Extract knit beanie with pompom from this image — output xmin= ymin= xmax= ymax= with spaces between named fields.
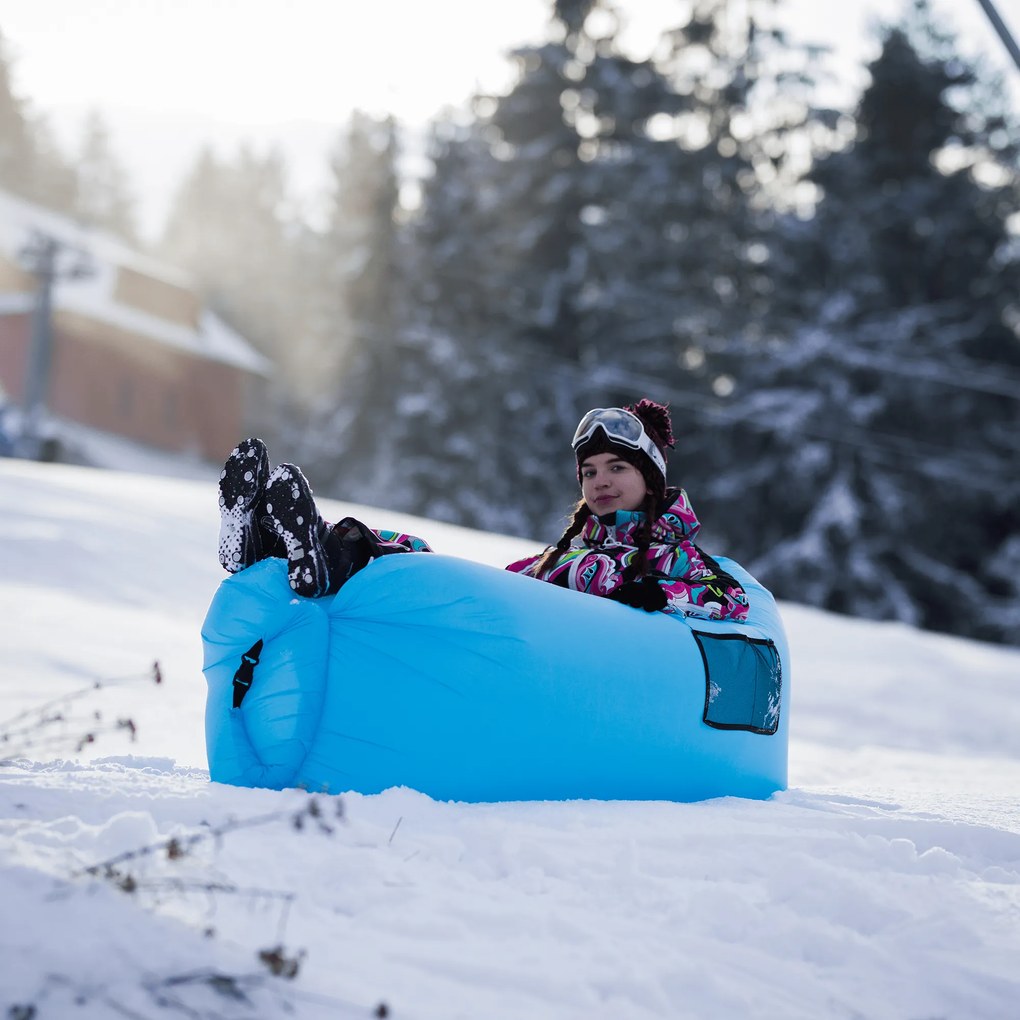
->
xmin=574 ymin=399 xmax=676 ymax=503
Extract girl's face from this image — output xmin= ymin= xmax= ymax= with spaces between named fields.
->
xmin=580 ymin=453 xmax=650 ymax=516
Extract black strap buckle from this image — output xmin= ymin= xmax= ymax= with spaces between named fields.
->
xmin=231 ymin=639 xmax=264 ymax=709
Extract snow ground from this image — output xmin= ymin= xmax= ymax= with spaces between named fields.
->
xmin=1 ymin=454 xmax=1019 ymax=1019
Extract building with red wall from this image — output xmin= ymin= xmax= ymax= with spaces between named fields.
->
xmin=0 ymin=188 xmax=271 ymax=462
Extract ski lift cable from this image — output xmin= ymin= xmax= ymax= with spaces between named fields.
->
xmin=975 ymin=0 xmax=1020 ymax=74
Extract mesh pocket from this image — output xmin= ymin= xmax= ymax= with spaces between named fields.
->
xmin=693 ymin=632 xmax=782 ymax=735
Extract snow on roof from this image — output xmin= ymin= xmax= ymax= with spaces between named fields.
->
xmin=0 ymin=187 xmax=272 ymax=377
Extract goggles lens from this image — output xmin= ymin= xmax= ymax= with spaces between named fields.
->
xmin=571 ymin=407 xmax=667 ymax=478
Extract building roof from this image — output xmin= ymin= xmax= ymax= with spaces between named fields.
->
xmin=0 ymin=187 xmax=272 ymax=377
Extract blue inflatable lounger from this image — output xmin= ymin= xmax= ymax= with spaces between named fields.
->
xmin=202 ymin=554 xmax=789 ymax=802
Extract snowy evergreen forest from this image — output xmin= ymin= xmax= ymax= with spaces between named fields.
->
xmin=1 ymin=0 xmax=1018 ymax=645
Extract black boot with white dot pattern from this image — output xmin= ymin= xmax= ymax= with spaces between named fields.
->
xmin=263 ymin=463 xmax=335 ymax=598
xmin=217 ymin=438 xmax=271 ymax=573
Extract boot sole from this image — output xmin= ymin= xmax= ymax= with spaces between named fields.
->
xmin=264 ymin=464 xmax=331 ymax=597
xmin=218 ymin=438 xmax=270 ymax=572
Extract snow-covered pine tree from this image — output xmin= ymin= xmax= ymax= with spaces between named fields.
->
xmin=0 ymin=31 xmax=77 ymax=214
xmin=348 ymin=0 xmax=608 ymax=536
xmin=345 ymin=0 xmax=806 ymax=540
xmin=298 ymin=112 xmax=408 ymax=492
xmin=157 ymin=144 xmax=302 ymax=424
xmin=72 ymin=111 xmax=139 ymax=244
xmin=724 ymin=0 xmax=1020 ymax=644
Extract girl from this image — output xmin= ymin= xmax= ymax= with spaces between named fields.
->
xmin=506 ymin=399 xmax=748 ymax=621
xmin=217 ymin=399 xmax=748 ymax=621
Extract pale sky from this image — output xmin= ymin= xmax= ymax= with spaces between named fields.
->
xmin=2 ymin=0 xmax=551 ymax=126
xmin=3 ymin=0 xmax=1018 ymax=238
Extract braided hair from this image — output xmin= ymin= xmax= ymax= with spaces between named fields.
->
xmin=626 ymin=490 xmax=659 ymax=581
xmin=534 ymin=497 xmax=592 ymax=578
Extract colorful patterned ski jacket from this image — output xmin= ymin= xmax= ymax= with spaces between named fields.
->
xmin=505 ymin=487 xmax=749 ymax=621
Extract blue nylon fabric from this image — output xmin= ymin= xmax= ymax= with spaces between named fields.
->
xmin=202 ymin=553 xmax=789 ymax=802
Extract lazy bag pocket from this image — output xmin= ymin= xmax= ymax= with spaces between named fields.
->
xmin=693 ymin=632 xmax=782 ymax=735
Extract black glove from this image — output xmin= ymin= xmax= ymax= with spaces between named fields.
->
xmin=609 ymin=577 xmax=668 ymax=613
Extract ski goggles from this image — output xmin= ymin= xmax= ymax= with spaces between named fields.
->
xmin=571 ymin=407 xmax=666 ymax=478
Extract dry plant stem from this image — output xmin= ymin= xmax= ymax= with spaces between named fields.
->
xmin=0 ymin=662 xmax=161 ymax=730
xmin=78 ymin=797 xmax=342 ymax=880
xmin=0 ymin=662 xmax=161 ymax=760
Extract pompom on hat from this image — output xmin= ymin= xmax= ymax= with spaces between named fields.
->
xmin=573 ymin=399 xmax=676 ymax=500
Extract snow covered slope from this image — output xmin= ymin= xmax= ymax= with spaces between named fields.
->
xmin=1 ymin=457 xmax=1018 ymax=1019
